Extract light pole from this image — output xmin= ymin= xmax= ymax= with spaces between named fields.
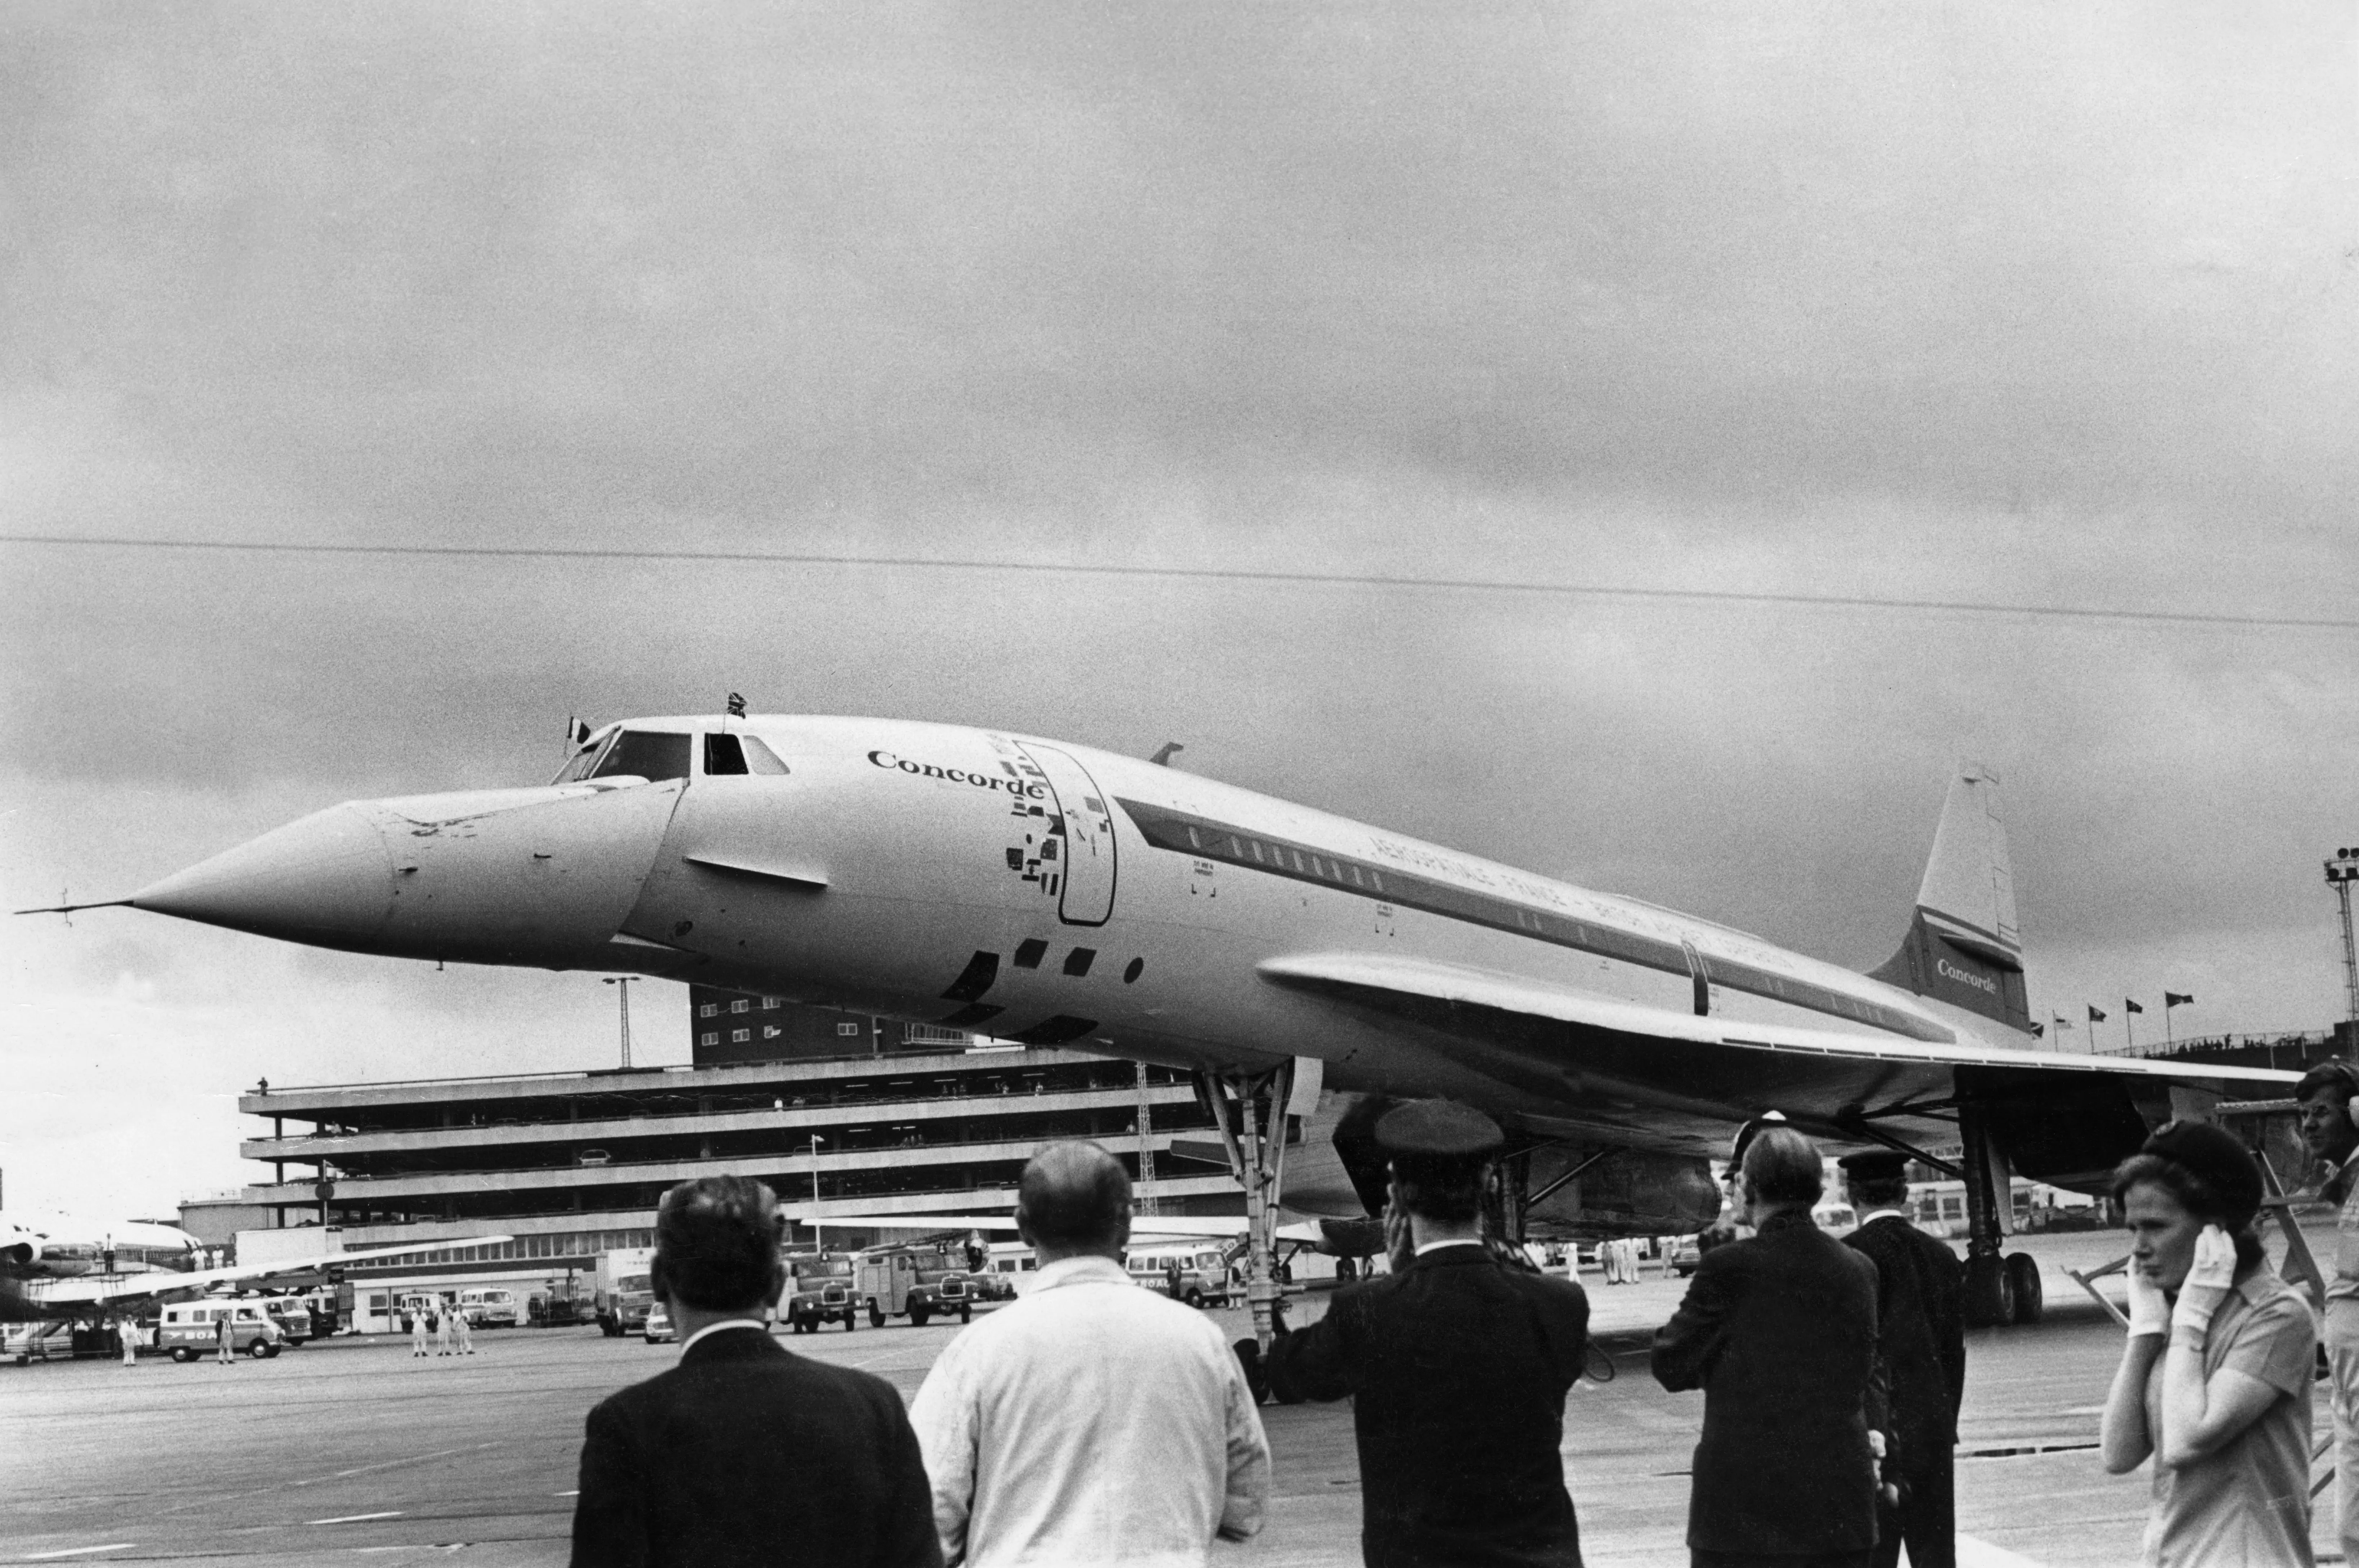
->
xmin=2328 ymin=850 xmax=2359 ymax=1027
xmin=601 ymin=977 xmax=634 ymax=1069
xmin=808 ymin=1134 xmax=826 ymax=1249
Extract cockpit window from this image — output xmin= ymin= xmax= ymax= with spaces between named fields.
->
xmin=589 ymin=731 xmax=692 ymax=783
xmin=704 ymin=733 xmax=790 ymax=776
xmin=552 ymin=734 xmax=613 ymax=785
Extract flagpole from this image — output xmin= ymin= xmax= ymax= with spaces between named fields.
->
xmin=2125 ymin=1007 xmax=2134 ymax=1054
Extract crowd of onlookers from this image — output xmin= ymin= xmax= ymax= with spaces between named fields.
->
xmin=560 ymin=1065 xmax=2359 ymax=1568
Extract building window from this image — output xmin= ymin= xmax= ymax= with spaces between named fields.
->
xmin=837 ymin=1022 xmax=861 ymax=1037
xmin=701 ymin=1032 xmax=718 ymax=1047
xmin=733 ymin=1028 xmax=750 ymax=1043
xmin=731 ymin=998 xmax=750 ymax=1014
xmin=761 ymin=996 xmax=781 ymax=1010
xmin=699 ymin=1002 xmax=718 ymax=1018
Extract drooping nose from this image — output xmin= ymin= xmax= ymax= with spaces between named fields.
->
xmin=132 ymin=804 xmax=395 ymax=952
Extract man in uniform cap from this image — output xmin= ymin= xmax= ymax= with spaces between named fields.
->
xmin=1838 ymin=1150 xmax=1965 ymax=1568
xmin=1251 ymin=1099 xmax=1591 ymax=1567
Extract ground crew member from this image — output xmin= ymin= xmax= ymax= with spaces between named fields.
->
xmin=2296 ymin=1059 xmax=2359 ymax=1561
xmin=433 ymin=1300 xmax=454 ymax=1356
xmin=1252 ymin=1100 xmax=1591 ymax=1567
xmin=1840 ymin=1149 xmax=1966 ymax=1568
xmin=452 ymin=1302 xmax=476 ymax=1355
xmin=117 ymin=1316 xmax=138 ymax=1366
xmin=410 ymin=1301 xmax=431 ymax=1357
xmin=215 ymin=1308 xmax=235 ymax=1365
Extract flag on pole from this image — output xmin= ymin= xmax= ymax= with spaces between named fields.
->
xmin=2089 ymin=1005 xmax=2108 ymax=1023
xmin=2124 ymin=998 xmax=2144 ymax=1014
xmin=569 ymin=717 xmax=593 ymax=746
xmin=726 ymin=692 xmax=748 ymax=718
xmin=2165 ymin=992 xmax=2194 ymax=1008
xmin=2052 ymin=1015 xmax=2073 ymax=1031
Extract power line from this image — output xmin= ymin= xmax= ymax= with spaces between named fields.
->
xmin=1 ymin=531 xmax=2351 ymax=632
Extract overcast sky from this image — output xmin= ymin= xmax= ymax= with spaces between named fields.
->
xmin=4 ymin=1 xmax=2353 ymax=1220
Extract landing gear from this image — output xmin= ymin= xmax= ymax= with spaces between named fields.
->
xmin=1959 ymin=1100 xmax=2043 ymax=1327
xmin=1199 ymin=1062 xmax=1296 ymax=1349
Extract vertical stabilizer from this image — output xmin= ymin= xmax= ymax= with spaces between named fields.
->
xmin=1869 ymin=764 xmax=2033 ymax=1033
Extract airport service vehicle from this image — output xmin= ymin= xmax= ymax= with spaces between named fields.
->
xmin=158 ymin=1300 xmax=283 ymax=1361
xmin=263 ymin=1296 xmax=313 ymax=1344
xmin=457 ymin=1287 xmax=520 ymax=1328
xmin=857 ymin=1246 xmax=969 ymax=1327
xmin=530 ymin=1285 xmax=589 ymax=1327
xmin=783 ymin=1253 xmax=861 ymax=1333
xmin=1125 ymin=1246 xmax=1235 ymax=1309
xmin=71 ymin=714 xmax=2301 ymax=1334
xmin=4 ymin=1320 xmax=71 ymax=1364
xmin=643 ymin=1302 xmax=675 ymax=1344
xmin=594 ymin=1249 xmax=656 ymax=1338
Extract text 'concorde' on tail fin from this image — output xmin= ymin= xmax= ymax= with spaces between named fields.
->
xmin=1868 ymin=762 xmax=2032 ymax=1034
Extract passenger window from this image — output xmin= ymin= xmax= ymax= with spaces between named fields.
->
xmin=589 ymin=731 xmax=691 ymax=783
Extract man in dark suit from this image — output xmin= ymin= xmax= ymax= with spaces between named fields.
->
xmin=569 ymin=1176 xmax=940 ymax=1568
xmin=1253 ymin=1100 xmax=1591 ymax=1567
xmin=1653 ymin=1124 xmax=1882 ymax=1568
xmin=1839 ymin=1150 xmax=1965 ymax=1568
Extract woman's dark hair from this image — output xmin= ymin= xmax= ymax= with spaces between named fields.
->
xmin=651 ymin=1175 xmax=786 ymax=1311
xmin=2109 ymin=1152 xmax=2266 ymax=1273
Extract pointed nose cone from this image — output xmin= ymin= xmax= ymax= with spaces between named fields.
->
xmin=132 ymin=804 xmax=395 ymax=952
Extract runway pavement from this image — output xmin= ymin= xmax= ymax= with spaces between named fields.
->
xmin=1 ymin=1228 xmax=2343 ymax=1566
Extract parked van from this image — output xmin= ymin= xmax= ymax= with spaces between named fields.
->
xmin=1124 ymin=1247 xmax=1235 ymax=1308
xmin=262 ymin=1296 xmax=314 ymax=1344
xmin=457 ymin=1287 xmax=520 ymax=1329
xmin=158 ymin=1300 xmax=283 ymax=1361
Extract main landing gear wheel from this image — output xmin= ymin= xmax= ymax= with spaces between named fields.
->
xmin=2006 ymin=1253 xmax=2044 ymax=1325
xmin=1964 ymin=1252 xmax=2014 ymax=1329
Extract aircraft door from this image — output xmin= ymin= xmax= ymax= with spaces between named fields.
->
xmin=1013 ymin=744 xmax=1117 ymax=926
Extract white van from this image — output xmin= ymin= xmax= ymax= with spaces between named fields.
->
xmin=457 ymin=1287 xmax=520 ymax=1329
xmin=1124 ymin=1247 xmax=1235 ymax=1308
xmin=158 ymin=1300 xmax=283 ymax=1361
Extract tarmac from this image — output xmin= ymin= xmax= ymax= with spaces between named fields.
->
xmin=1 ymin=1228 xmax=2344 ymax=1567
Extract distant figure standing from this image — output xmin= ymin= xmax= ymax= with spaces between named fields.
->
xmin=1839 ymin=1150 xmax=1965 ymax=1568
xmin=215 ymin=1309 xmax=235 ymax=1365
xmin=452 ymin=1304 xmax=476 ymax=1356
xmin=2294 ymin=1059 xmax=2359 ymax=1563
xmin=2101 ymin=1120 xmax=2317 ymax=1565
xmin=1259 ymin=1101 xmax=1590 ymax=1567
xmin=570 ymin=1175 xmax=939 ymax=1568
xmin=410 ymin=1302 xmax=430 ymax=1357
xmin=433 ymin=1302 xmax=453 ymax=1356
xmin=1653 ymin=1124 xmax=1883 ymax=1568
xmin=912 ymin=1141 xmax=1268 ymax=1567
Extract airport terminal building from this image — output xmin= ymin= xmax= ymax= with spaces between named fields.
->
xmin=226 ymin=987 xmax=1241 ymax=1329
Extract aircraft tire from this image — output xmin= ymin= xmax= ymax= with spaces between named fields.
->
xmin=1963 ymin=1253 xmax=2014 ymax=1329
xmin=2006 ymin=1254 xmax=2044 ymax=1325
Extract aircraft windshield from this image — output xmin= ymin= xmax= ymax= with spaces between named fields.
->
xmin=589 ymin=732 xmax=691 ymax=784
xmin=616 ymin=1274 xmax=652 ymax=1294
xmin=795 ymin=1259 xmax=852 ymax=1279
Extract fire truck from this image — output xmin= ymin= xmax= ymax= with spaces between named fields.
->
xmin=782 ymin=1252 xmax=862 ymax=1333
xmin=857 ymin=1243 xmax=974 ymax=1327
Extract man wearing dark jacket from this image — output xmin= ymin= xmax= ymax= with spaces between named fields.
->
xmin=1256 ymin=1100 xmax=1591 ymax=1567
xmin=1839 ymin=1151 xmax=1965 ymax=1568
xmin=570 ymin=1176 xmax=940 ymax=1568
xmin=1653 ymin=1125 xmax=1882 ymax=1568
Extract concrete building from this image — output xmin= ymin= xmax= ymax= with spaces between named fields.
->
xmin=233 ymin=993 xmax=1239 ymax=1329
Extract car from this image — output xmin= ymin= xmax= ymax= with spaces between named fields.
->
xmin=576 ymin=1149 xmax=612 ymax=1167
xmin=643 ymin=1303 xmax=675 ymax=1344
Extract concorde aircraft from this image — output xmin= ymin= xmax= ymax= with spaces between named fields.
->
xmin=30 ymin=714 xmax=2294 ymax=1332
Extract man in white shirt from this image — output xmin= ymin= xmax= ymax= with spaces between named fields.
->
xmin=911 ymin=1141 xmax=1270 ymax=1567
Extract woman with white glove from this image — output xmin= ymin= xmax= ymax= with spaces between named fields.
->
xmin=2099 ymin=1119 xmax=2318 ymax=1566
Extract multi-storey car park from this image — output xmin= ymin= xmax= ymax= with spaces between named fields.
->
xmin=220 ymin=990 xmax=1240 ymax=1332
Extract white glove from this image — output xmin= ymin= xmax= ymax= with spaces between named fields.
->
xmin=2125 ymin=1258 xmax=2170 ymax=1337
xmin=2171 ymin=1225 xmax=2238 ymax=1337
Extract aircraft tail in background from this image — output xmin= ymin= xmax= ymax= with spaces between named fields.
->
xmin=1869 ymin=763 xmax=2034 ymax=1035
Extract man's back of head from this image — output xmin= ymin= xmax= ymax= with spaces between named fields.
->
xmin=653 ymin=1174 xmax=786 ymax=1313
xmin=1015 ymin=1141 xmax=1131 ymax=1261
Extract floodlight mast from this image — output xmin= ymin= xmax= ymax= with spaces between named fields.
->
xmin=2328 ymin=850 xmax=2359 ymax=1026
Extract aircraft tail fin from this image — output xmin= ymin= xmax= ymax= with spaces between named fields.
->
xmin=1868 ymin=763 xmax=2033 ymax=1033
